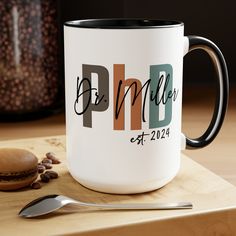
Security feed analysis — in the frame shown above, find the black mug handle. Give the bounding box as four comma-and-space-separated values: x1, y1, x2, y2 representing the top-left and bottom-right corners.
184, 36, 229, 149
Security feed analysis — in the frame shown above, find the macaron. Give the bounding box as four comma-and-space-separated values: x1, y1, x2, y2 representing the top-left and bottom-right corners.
0, 148, 38, 191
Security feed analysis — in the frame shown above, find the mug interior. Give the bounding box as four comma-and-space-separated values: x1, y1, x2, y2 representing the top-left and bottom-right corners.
64, 18, 183, 29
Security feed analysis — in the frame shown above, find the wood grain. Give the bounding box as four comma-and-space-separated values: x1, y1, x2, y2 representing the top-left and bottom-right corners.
0, 135, 236, 235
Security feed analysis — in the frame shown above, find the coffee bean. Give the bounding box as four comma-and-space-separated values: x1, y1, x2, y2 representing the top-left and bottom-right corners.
40, 173, 50, 183
42, 158, 52, 164
45, 152, 55, 159
31, 181, 41, 189
37, 164, 46, 173
42, 163, 52, 169
45, 170, 58, 179
52, 159, 61, 164
46, 152, 61, 164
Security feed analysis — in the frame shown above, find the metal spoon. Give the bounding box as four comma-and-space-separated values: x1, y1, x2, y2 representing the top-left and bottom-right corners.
18, 194, 193, 218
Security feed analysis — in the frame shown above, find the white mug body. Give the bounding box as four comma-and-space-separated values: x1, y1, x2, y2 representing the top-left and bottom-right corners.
64, 21, 185, 194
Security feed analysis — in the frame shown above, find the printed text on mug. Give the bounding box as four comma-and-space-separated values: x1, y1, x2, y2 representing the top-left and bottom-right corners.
74, 64, 179, 135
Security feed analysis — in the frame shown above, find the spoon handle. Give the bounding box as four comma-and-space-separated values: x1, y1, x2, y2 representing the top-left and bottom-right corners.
75, 201, 193, 210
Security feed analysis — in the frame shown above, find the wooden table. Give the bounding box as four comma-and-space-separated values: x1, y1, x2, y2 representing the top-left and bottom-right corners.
1, 135, 236, 236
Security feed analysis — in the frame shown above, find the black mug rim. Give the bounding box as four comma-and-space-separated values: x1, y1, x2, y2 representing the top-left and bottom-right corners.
64, 18, 184, 29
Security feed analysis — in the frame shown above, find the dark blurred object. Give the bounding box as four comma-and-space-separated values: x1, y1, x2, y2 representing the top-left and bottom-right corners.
0, 0, 63, 121
60, 0, 123, 20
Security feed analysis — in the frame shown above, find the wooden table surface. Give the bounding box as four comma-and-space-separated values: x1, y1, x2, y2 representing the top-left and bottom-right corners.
1, 136, 236, 236
0, 87, 235, 186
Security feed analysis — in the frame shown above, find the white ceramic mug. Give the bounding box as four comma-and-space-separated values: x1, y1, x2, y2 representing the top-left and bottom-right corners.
64, 19, 229, 194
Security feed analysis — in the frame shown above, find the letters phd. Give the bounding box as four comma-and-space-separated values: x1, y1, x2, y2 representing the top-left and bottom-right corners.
74, 64, 178, 130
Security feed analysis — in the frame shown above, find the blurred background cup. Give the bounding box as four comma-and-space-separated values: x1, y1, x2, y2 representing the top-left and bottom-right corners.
0, 0, 63, 121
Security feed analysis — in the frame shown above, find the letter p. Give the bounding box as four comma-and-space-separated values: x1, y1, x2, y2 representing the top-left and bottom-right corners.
82, 64, 109, 128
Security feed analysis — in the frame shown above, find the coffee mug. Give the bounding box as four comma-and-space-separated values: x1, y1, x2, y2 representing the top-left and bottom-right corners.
64, 19, 229, 194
